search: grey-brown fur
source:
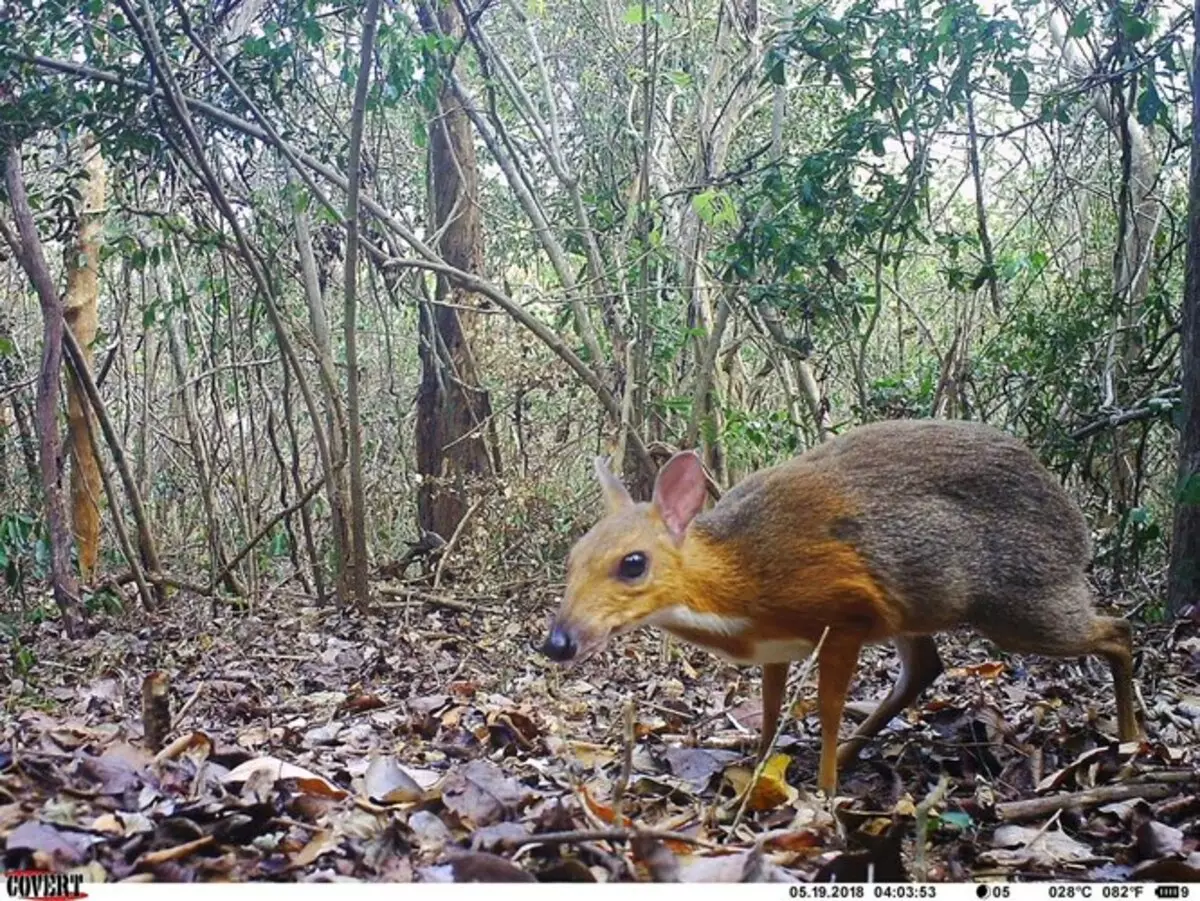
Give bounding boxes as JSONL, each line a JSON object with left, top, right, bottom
{"left": 698, "top": 419, "right": 1101, "bottom": 652}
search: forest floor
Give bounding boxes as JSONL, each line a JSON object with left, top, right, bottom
{"left": 2, "top": 577, "right": 1200, "bottom": 883}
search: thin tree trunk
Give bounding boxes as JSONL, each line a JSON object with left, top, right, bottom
{"left": 165, "top": 306, "right": 242, "bottom": 595}
{"left": 61, "top": 326, "right": 163, "bottom": 605}
{"left": 293, "top": 198, "right": 351, "bottom": 604}
{"left": 341, "top": 0, "right": 381, "bottom": 607}
{"left": 1, "top": 146, "right": 84, "bottom": 635}
{"left": 63, "top": 137, "right": 105, "bottom": 582}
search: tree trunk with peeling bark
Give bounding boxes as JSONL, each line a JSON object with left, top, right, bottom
{"left": 416, "top": 1, "right": 499, "bottom": 542}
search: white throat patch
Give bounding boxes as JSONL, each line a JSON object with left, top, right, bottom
{"left": 644, "top": 605, "right": 751, "bottom": 636}
{"left": 642, "top": 605, "right": 815, "bottom": 665}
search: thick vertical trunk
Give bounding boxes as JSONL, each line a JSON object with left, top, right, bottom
{"left": 416, "top": 1, "right": 499, "bottom": 541}
{"left": 1168, "top": 0, "right": 1200, "bottom": 617}
{"left": 63, "top": 139, "right": 106, "bottom": 582}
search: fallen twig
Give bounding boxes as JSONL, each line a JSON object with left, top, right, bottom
{"left": 995, "top": 780, "right": 1187, "bottom": 823}
{"left": 611, "top": 698, "right": 635, "bottom": 828}
{"left": 375, "top": 584, "right": 474, "bottom": 613}
{"left": 432, "top": 496, "right": 484, "bottom": 590}
{"left": 913, "top": 773, "right": 951, "bottom": 881}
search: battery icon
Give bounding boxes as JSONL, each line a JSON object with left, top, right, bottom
{"left": 1156, "top": 888, "right": 1182, "bottom": 899}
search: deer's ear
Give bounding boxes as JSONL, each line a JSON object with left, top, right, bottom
{"left": 652, "top": 451, "right": 706, "bottom": 543}
{"left": 594, "top": 456, "right": 633, "bottom": 512}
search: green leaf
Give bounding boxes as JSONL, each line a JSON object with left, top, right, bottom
{"left": 1124, "top": 15, "right": 1151, "bottom": 42}
{"left": 936, "top": 7, "right": 956, "bottom": 38}
{"left": 1009, "top": 68, "right": 1029, "bottom": 110}
{"left": 1136, "top": 81, "right": 1162, "bottom": 126}
{"left": 623, "top": 5, "right": 646, "bottom": 25}
{"left": 0, "top": 335, "right": 14, "bottom": 357}
{"left": 692, "top": 188, "right": 739, "bottom": 229}
{"left": 765, "top": 57, "right": 786, "bottom": 86}
{"left": 1179, "top": 473, "right": 1200, "bottom": 506}
{"left": 1066, "top": 10, "right": 1091, "bottom": 38}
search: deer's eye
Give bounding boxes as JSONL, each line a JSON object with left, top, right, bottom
{"left": 617, "top": 552, "right": 648, "bottom": 581}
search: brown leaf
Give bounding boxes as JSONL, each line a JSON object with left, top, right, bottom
{"left": 664, "top": 747, "right": 738, "bottom": 790}
{"left": 980, "top": 825, "right": 1094, "bottom": 868}
{"left": 136, "top": 835, "right": 216, "bottom": 868}
{"left": 341, "top": 692, "right": 386, "bottom": 713}
{"left": 154, "top": 731, "right": 213, "bottom": 765}
{"left": 678, "top": 851, "right": 769, "bottom": 882}
{"left": 445, "top": 851, "right": 535, "bottom": 882}
{"left": 4, "top": 821, "right": 95, "bottom": 866}
{"left": 408, "top": 694, "right": 450, "bottom": 717}
{"left": 945, "top": 661, "right": 1006, "bottom": 680}
{"left": 1135, "top": 819, "right": 1185, "bottom": 860}
{"left": 580, "top": 784, "right": 630, "bottom": 827}
{"left": 408, "top": 810, "right": 454, "bottom": 853}
{"left": 563, "top": 741, "right": 616, "bottom": 769}
{"left": 470, "top": 821, "right": 530, "bottom": 851}
{"left": 441, "top": 759, "right": 537, "bottom": 828}
{"left": 291, "top": 828, "right": 341, "bottom": 868}
{"left": 764, "top": 829, "right": 824, "bottom": 852}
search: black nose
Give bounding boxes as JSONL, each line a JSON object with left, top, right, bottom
{"left": 541, "top": 626, "right": 576, "bottom": 661}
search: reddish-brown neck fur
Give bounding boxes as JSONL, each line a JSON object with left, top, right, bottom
{"left": 678, "top": 523, "right": 904, "bottom": 648}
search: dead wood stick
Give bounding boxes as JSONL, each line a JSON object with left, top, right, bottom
{"left": 432, "top": 495, "right": 484, "bottom": 590}
{"left": 996, "top": 782, "right": 1181, "bottom": 822}
{"left": 914, "top": 773, "right": 951, "bottom": 881}
{"left": 172, "top": 680, "right": 206, "bottom": 729}
{"left": 135, "top": 835, "right": 215, "bottom": 868}
{"left": 611, "top": 698, "right": 636, "bottom": 828}
{"left": 375, "top": 584, "right": 474, "bottom": 612}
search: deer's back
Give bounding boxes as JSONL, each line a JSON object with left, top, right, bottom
{"left": 697, "top": 419, "right": 1091, "bottom": 631}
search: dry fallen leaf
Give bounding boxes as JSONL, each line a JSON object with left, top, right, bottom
{"left": 223, "top": 756, "right": 349, "bottom": 800}
{"left": 363, "top": 755, "right": 424, "bottom": 804}
{"left": 664, "top": 746, "right": 739, "bottom": 790}
{"left": 723, "top": 753, "right": 797, "bottom": 811}
{"left": 1135, "top": 819, "right": 1185, "bottom": 860}
{"left": 408, "top": 810, "right": 454, "bottom": 853}
{"left": 441, "top": 759, "right": 538, "bottom": 828}
{"left": 580, "top": 784, "right": 631, "bottom": 828}
{"left": 979, "top": 825, "right": 1093, "bottom": 868}
{"left": 945, "top": 661, "right": 1006, "bottom": 680}
{"left": 444, "top": 851, "right": 535, "bottom": 882}
{"left": 290, "top": 828, "right": 341, "bottom": 869}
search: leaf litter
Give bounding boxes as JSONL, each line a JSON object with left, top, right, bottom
{"left": 0, "top": 585, "right": 1197, "bottom": 882}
